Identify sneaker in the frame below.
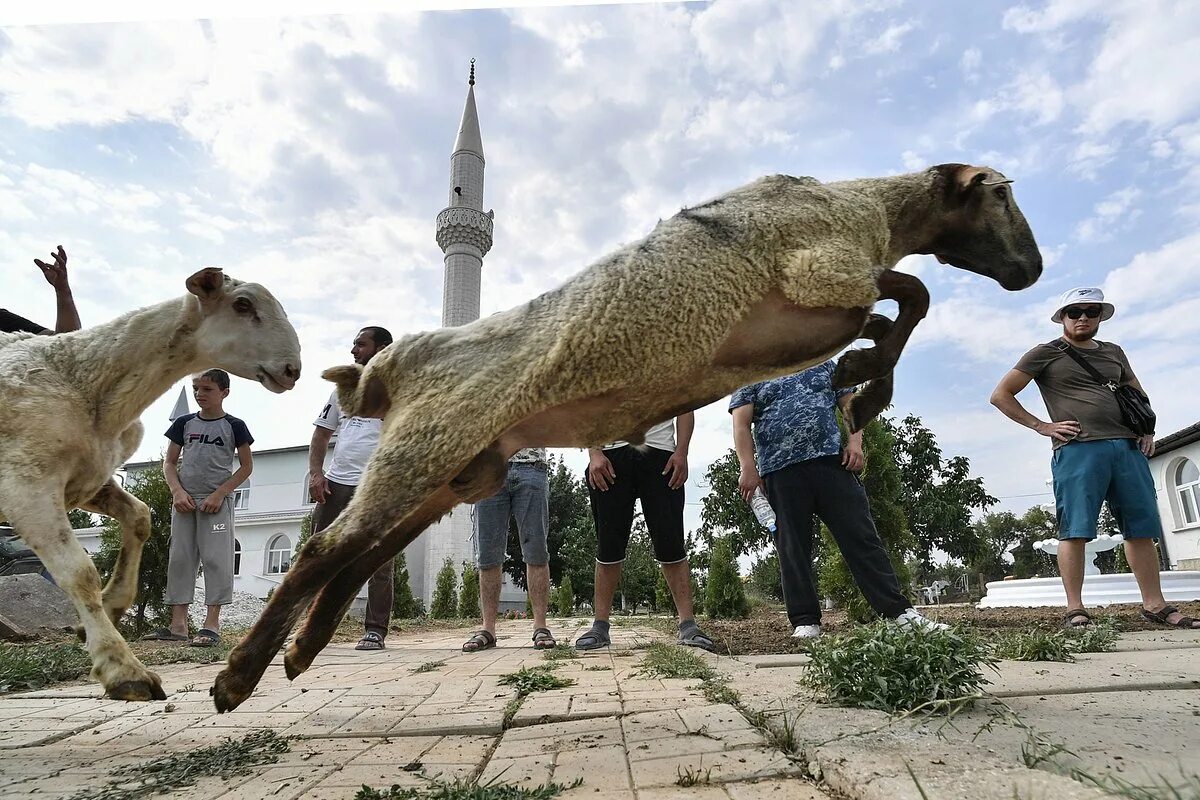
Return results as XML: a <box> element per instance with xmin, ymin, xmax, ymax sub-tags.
<box><xmin>791</xmin><ymin>624</ymin><xmax>821</xmax><ymax>638</ymax></box>
<box><xmin>894</xmin><ymin>608</ymin><xmax>949</xmax><ymax>632</ymax></box>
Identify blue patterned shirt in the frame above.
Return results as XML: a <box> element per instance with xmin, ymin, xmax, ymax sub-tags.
<box><xmin>728</xmin><ymin>361</ymin><xmax>853</xmax><ymax>476</ymax></box>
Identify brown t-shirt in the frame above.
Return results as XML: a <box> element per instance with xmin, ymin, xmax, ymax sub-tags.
<box><xmin>1013</xmin><ymin>339</ymin><xmax>1139</xmax><ymax>449</ymax></box>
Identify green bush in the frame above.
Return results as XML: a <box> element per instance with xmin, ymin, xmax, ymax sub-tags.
<box><xmin>430</xmin><ymin>557</ymin><xmax>458</xmax><ymax>619</ymax></box>
<box><xmin>1070</xmin><ymin>621</ymin><xmax>1119</xmax><ymax>653</ymax></box>
<box><xmin>704</xmin><ymin>537</ymin><xmax>748</xmax><ymax>619</ymax></box>
<box><xmin>555</xmin><ymin>575</ymin><xmax>575</xmax><ymax>617</ymax></box>
<box><xmin>690</xmin><ymin>572</ymin><xmax>705</xmax><ymax>616</ymax></box>
<box><xmin>392</xmin><ymin>552</ymin><xmax>422</xmax><ymax>619</ymax></box>
<box><xmin>458</xmin><ymin>562</ymin><xmax>481</xmax><ymax>618</ymax></box>
<box><xmin>747</xmin><ymin>552</ymin><xmax>783</xmax><ymax>602</ymax></box>
<box><xmin>655</xmin><ymin>572</ymin><xmax>676</xmax><ymax>616</ymax></box>
<box><xmin>993</xmin><ymin>628</ymin><xmax>1075</xmax><ymax>662</ymax></box>
<box><xmin>802</xmin><ymin>622</ymin><xmax>997</xmax><ymax>713</ymax></box>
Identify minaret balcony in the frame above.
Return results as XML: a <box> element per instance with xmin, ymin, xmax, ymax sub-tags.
<box><xmin>436</xmin><ymin>206</ymin><xmax>494</xmax><ymax>256</ymax></box>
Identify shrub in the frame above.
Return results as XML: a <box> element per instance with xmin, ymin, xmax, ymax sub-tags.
<box><xmin>459</xmin><ymin>562</ymin><xmax>481</xmax><ymax>618</ymax></box>
<box><xmin>690</xmin><ymin>572</ymin><xmax>705</xmax><ymax>616</ymax></box>
<box><xmin>993</xmin><ymin>628</ymin><xmax>1075</xmax><ymax>662</ymax></box>
<box><xmin>655</xmin><ymin>572</ymin><xmax>676</xmax><ymax>616</ymax></box>
<box><xmin>802</xmin><ymin>622</ymin><xmax>997</xmax><ymax>713</ymax></box>
<box><xmin>1070</xmin><ymin>621</ymin><xmax>1119</xmax><ymax>653</ymax></box>
<box><xmin>392</xmin><ymin>552</ymin><xmax>422</xmax><ymax>619</ymax></box>
<box><xmin>747</xmin><ymin>552</ymin><xmax>783</xmax><ymax>602</ymax></box>
<box><xmin>430</xmin><ymin>557</ymin><xmax>458</xmax><ymax>619</ymax></box>
<box><xmin>704</xmin><ymin>537</ymin><xmax>748</xmax><ymax>619</ymax></box>
<box><xmin>555</xmin><ymin>575</ymin><xmax>575</xmax><ymax>617</ymax></box>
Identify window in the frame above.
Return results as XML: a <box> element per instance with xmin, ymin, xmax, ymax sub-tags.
<box><xmin>301</xmin><ymin>471</ymin><xmax>315</xmax><ymax>505</ymax></box>
<box><xmin>233</xmin><ymin>539</ymin><xmax>242</xmax><ymax>576</ymax></box>
<box><xmin>232</xmin><ymin>488</ymin><xmax>250</xmax><ymax>510</ymax></box>
<box><xmin>1175</xmin><ymin>458</ymin><xmax>1200</xmax><ymax>526</ymax></box>
<box><xmin>266</xmin><ymin>534</ymin><xmax>292</xmax><ymax>575</ymax></box>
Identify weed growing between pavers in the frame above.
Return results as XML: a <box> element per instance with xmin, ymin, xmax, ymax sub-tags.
<box><xmin>993</xmin><ymin>628</ymin><xmax>1076</xmax><ymax>662</ymax></box>
<box><xmin>1068</xmin><ymin>621</ymin><xmax>1120</xmax><ymax>654</ymax></box>
<box><xmin>540</xmin><ymin>644</ymin><xmax>576</xmax><ymax>663</ymax></box>
<box><xmin>497</xmin><ymin>666</ymin><xmax>575</xmax><ymax>697</ymax></box>
<box><xmin>0</xmin><ymin>641</ymin><xmax>92</xmax><ymax>691</ymax></box>
<box><xmin>412</xmin><ymin>660</ymin><xmax>447</xmax><ymax>674</ymax></box>
<box><xmin>635</xmin><ymin>642</ymin><xmax>715</xmax><ymax>680</ymax></box>
<box><xmin>801</xmin><ymin>622</ymin><xmax>997</xmax><ymax>714</ymax></box>
<box><xmin>65</xmin><ymin>729</ymin><xmax>290</xmax><ymax>800</ymax></box>
<box><xmin>675</xmin><ymin>764</ymin><xmax>717</xmax><ymax>786</ymax></box>
<box><xmin>354</xmin><ymin>775</ymin><xmax>583</xmax><ymax>800</ymax></box>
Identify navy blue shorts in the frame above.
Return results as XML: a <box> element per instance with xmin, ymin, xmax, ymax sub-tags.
<box><xmin>1051</xmin><ymin>438</ymin><xmax>1161</xmax><ymax>540</ymax></box>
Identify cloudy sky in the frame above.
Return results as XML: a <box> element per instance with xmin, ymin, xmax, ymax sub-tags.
<box><xmin>3</xmin><ymin>0</ymin><xmax>1198</xmax><ymax>534</ymax></box>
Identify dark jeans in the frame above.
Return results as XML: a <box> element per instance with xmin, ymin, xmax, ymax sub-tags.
<box><xmin>312</xmin><ymin>478</ymin><xmax>394</xmax><ymax>636</ymax></box>
<box><xmin>763</xmin><ymin>455</ymin><xmax>908</xmax><ymax>627</ymax></box>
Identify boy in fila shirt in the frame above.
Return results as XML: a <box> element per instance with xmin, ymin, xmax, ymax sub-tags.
<box><xmin>157</xmin><ymin>369</ymin><xmax>254</xmax><ymax>646</ymax></box>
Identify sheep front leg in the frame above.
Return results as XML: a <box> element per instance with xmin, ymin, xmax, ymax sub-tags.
<box><xmin>842</xmin><ymin>313</ymin><xmax>896</xmax><ymax>433</ymax></box>
<box><xmin>80</xmin><ymin>479</ymin><xmax>152</xmax><ymax>628</ymax></box>
<box><xmin>832</xmin><ymin>270</ymin><xmax>929</xmax><ymax>401</ymax></box>
<box><xmin>284</xmin><ymin>485</ymin><xmax>460</xmax><ymax>679</ymax></box>
<box><xmin>3</xmin><ymin>488</ymin><xmax>165</xmax><ymax>700</ymax></box>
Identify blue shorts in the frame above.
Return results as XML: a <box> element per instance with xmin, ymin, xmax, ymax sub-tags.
<box><xmin>472</xmin><ymin>463</ymin><xmax>549</xmax><ymax>569</ymax></box>
<box><xmin>1051</xmin><ymin>438</ymin><xmax>1161</xmax><ymax>541</ymax></box>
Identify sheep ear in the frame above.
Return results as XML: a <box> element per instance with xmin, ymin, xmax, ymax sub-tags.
<box><xmin>956</xmin><ymin>166</ymin><xmax>990</xmax><ymax>193</ymax></box>
<box><xmin>186</xmin><ymin>267</ymin><xmax>227</xmax><ymax>301</ymax></box>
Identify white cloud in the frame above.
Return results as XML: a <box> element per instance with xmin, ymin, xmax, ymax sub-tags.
<box><xmin>863</xmin><ymin>21</ymin><xmax>916</xmax><ymax>55</ymax></box>
<box><xmin>960</xmin><ymin>46</ymin><xmax>981</xmax><ymax>81</ymax></box>
<box><xmin>1074</xmin><ymin>186</ymin><xmax>1140</xmax><ymax>242</ymax></box>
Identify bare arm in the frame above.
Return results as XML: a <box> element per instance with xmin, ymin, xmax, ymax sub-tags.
<box><xmin>308</xmin><ymin>426</ymin><xmax>334</xmax><ymax>503</ymax></box>
<box><xmin>731</xmin><ymin>404</ymin><xmax>762</xmax><ymax>503</ymax></box>
<box><xmin>163</xmin><ymin>441</ymin><xmax>195</xmax><ymax>512</ymax></box>
<box><xmin>989</xmin><ymin>369</ymin><xmax>1079</xmax><ymax>442</ymax></box>
<box><xmin>836</xmin><ymin>393</ymin><xmax>865</xmax><ymax>472</ymax></box>
<box><xmin>34</xmin><ymin>246</ymin><xmax>81</xmax><ymax>333</ymax></box>
<box><xmin>663</xmin><ymin>413</ymin><xmax>694</xmax><ymax>490</ymax></box>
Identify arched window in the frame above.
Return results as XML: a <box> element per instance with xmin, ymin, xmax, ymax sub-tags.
<box><xmin>1175</xmin><ymin>458</ymin><xmax>1200</xmax><ymax>526</ymax></box>
<box><xmin>266</xmin><ymin>534</ymin><xmax>292</xmax><ymax>575</ymax></box>
<box><xmin>233</xmin><ymin>539</ymin><xmax>242</xmax><ymax>576</ymax></box>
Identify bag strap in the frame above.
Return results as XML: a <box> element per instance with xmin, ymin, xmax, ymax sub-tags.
<box><xmin>1049</xmin><ymin>340</ymin><xmax>1119</xmax><ymax>391</ymax></box>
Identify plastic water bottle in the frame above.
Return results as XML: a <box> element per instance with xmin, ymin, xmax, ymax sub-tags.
<box><xmin>750</xmin><ymin>488</ymin><xmax>777</xmax><ymax>533</ymax></box>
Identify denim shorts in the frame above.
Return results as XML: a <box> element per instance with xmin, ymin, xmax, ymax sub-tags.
<box><xmin>1051</xmin><ymin>438</ymin><xmax>1162</xmax><ymax>540</ymax></box>
<box><xmin>472</xmin><ymin>463</ymin><xmax>549</xmax><ymax>569</ymax></box>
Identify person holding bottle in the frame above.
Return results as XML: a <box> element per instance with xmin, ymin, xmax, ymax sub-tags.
<box><xmin>729</xmin><ymin>360</ymin><xmax>945</xmax><ymax>638</ymax></box>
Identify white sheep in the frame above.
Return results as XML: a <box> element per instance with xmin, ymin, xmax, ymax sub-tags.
<box><xmin>0</xmin><ymin>268</ymin><xmax>301</xmax><ymax>701</ymax></box>
<box><xmin>212</xmin><ymin>163</ymin><xmax>1041</xmax><ymax>710</ymax></box>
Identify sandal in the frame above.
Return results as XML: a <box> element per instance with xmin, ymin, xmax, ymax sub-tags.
<box><xmin>1141</xmin><ymin>605</ymin><xmax>1200</xmax><ymax>629</ymax></box>
<box><xmin>573</xmin><ymin>627</ymin><xmax>610</xmax><ymax>651</ymax></box>
<box><xmin>462</xmin><ymin>629</ymin><xmax>496</xmax><ymax>652</ymax></box>
<box><xmin>1063</xmin><ymin>609</ymin><xmax>1092</xmax><ymax>629</ymax></box>
<box><xmin>190</xmin><ymin>628</ymin><xmax>220</xmax><ymax>648</ymax></box>
<box><xmin>532</xmin><ymin>628</ymin><xmax>556</xmax><ymax>649</ymax></box>
<box><xmin>679</xmin><ymin>629</ymin><xmax>718</xmax><ymax>652</ymax></box>
<box><xmin>355</xmin><ymin>631</ymin><xmax>386</xmax><ymax>651</ymax></box>
<box><xmin>143</xmin><ymin>628</ymin><xmax>189</xmax><ymax>642</ymax></box>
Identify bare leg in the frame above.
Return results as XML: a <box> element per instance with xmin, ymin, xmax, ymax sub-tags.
<box><xmin>1123</xmin><ymin>538</ymin><xmax>1183</xmax><ymax>620</ymax></box>
<box><xmin>203</xmin><ymin>606</ymin><xmax>221</xmax><ymax>632</ymax></box>
<box><xmin>593</xmin><ymin>562</ymin><xmax>623</xmax><ymax>621</ymax></box>
<box><xmin>833</xmin><ymin>271</ymin><xmax>930</xmax><ymax>400</ymax></box>
<box><xmin>170</xmin><ymin>605</ymin><xmax>190</xmax><ymax>637</ymax></box>
<box><xmin>526</xmin><ymin>563</ymin><xmax>550</xmax><ymax>631</ymax></box>
<box><xmin>80</xmin><ymin>479</ymin><xmax>152</xmax><ymax>625</ymax></box>
<box><xmin>660</xmin><ymin>560</ymin><xmax>694</xmax><ymax>619</ymax></box>
<box><xmin>480</xmin><ymin>565</ymin><xmax>503</xmax><ymax>634</ymax></box>
<box><xmin>1057</xmin><ymin>539</ymin><xmax>1087</xmax><ymax>623</ymax></box>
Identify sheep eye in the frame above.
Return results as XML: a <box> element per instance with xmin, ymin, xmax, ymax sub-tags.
<box><xmin>233</xmin><ymin>297</ymin><xmax>254</xmax><ymax>314</ymax></box>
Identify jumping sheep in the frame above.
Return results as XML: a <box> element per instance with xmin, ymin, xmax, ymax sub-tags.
<box><xmin>0</xmin><ymin>268</ymin><xmax>301</xmax><ymax>700</ymax></box>
<box><xmin>212</xmin><ymin>163</ymin><xmax>1041</xmax><ymax>710</ymax></box>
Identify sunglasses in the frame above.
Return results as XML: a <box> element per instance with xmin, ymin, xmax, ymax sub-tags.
<box><xmin>1063</xmin><ymin>306</ymin><xmax>1102</xmax><ymax>320</ymax></box>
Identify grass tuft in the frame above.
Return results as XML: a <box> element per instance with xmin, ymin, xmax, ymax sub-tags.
<box><xmin>0</xmin><ymin>642</ymin><xmax>92</xmax><ymax>692</ymax></box>
<box><xmin>801</xmin><ymin>621</ymin><xmax>996</xmax><ymax>714</ymax></box>
<box><xmin>498</xmin><ymin>666</ymin><xmax>575</xmax><ymax>697</ymax></box>
<box><xmin>355</xmin><ymin>776</ymin><xmax>583</xmax><ymax>800</ymax></box>
<box><xmin>412</xmin><ymin>660</ymin><xmax>447</xmax><ymax>674</ymax></box>
<box><xmin>635</xmin><ymin>642</ymin><xmax>715</xmax><ymax>681</ymax></box>
<box><xmin>541</xmin><ymin>644</ymin><xmax>577</xmax><ymax>663</ymax></box>
<box><xmin>993</xmin><ymin>629</ymin><xmax>1075</xmax><ymax>662</ymax></box>
<box><xmin>1068</xmin><ymin>622</ymin><xmax>1120</xmax><ymax>654</ymax></box>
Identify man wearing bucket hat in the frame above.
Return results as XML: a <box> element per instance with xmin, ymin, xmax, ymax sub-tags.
<box><xmin>991</xmin><ymin>288</ymin><xmax>1198</xmax><ymax>630</ymax></box>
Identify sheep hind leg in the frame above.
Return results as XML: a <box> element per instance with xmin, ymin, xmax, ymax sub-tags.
<box><xmin>78</xmin><ymin>480</ymin><xmax>152</xmax><ymax>631</ymax></box>
<box><xmin>832</xmin><ymin>271</ymin><xmax>930</xmax><ymax>392</ymax></box>
<box><xmin>284</xmin><ymin>486</ymin><xmax>460</xmax><ymax>679</ymax></box>
<box><xmin>843</xmin><ymin>314</ymin><xmax>896</xmax><ymax>433</ymax></box>
<box><xmin>4</xmin><ymin>485</ymin><xmax>164</xmax><ymax>700</ymax></box>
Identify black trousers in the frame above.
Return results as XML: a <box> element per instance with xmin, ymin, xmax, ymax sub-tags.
<box><xmin>763</xmin><ymin>456</ymin><xmax>908</xmax><ymax>627</ymax></box>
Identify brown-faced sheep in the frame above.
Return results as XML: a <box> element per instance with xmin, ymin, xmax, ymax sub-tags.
<box><xmin>212</xmin><ymin>163</ymin><xmax>1041</xmax><ymax>711</ymax></box>
<box><xmin>0</xmin><ymin>269</ymin><xmax>300</xmax><ymax>701</ymax></box>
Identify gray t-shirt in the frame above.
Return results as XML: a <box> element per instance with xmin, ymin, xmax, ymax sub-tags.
<box><xmin>165</xmin><ymin>412</ymin><xmax>254</xmax><ymax>495</ymax></box>
<box><xmin>1013</xmin><ymin>339</ymin><xmax>1139</xmax><ymax>449</ymax></box>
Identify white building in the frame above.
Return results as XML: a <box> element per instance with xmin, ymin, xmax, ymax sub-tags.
<box><xmin>1150</xmin><ymin>421</ymin><xmax>1200</xmax><ymax>570</ymax></box>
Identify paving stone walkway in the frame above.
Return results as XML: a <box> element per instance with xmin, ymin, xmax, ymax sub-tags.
<box><xmin>3</xmin><ymin>622</ymin><xmax>1198</xmax><ymax>800</ymax></box>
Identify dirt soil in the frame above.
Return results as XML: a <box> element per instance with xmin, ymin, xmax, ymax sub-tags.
<box><xmin>704</xmin><ymin>602</ymin><xmax>1200</xmax><ymax>656</ymax></box>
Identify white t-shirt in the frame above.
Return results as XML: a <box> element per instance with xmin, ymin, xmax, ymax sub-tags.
<box><xmin>314</xmin><ymin>390</ymin><xmax>382</xmax><ymax>486</ymax></box>
<box><xmin>603</xmin><ymin>419</ymin><xmax>676</xmax><ymax>453</ymax></box>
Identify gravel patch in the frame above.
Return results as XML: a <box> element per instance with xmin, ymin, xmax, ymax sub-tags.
<box><xmin>186</xmin><ymin>585</ymin><xmax>269</xmax><ymax>629</ymax></box>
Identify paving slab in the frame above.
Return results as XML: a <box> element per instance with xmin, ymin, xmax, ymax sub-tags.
<box><xmin>989</xmin><ymin>648</ymin><xmax>1200</xmax><ymax>697</ymax></box>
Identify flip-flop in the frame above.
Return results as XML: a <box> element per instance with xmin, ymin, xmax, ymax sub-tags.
<box><xmin>190</xmin><ymin>628</ymin><xmax>220</xmax><ymax>648</ymax></box>
<box><xmin>573</xmin><ymin>628</ymin><xmax>610</xmax><ymax>651</ymax></box>
<box><xmin>355</xmin><ymin>631</ymin><xmax>386</xmax><ymax>651</ymax></box>
<box><xmin>532</xmin><ymin>627</ymin><xmax>556</xmax><ymax>649</ymax></box>
<box><xmin>679</xmin><ymin>629</ymin><xmax>718</xmax><ymax>652</ymax></box>
<box><xmin>462</xmin><ymin>629</ymin><xmax>496</xmax><ymax>652</ymax></box>
<box><xmin>1142</xmin><ymin>604</ymin><xmax>1200</xmax><ymax>629</ymax></box>
<box><xmin>1063</xmin><ymin>608</ymin><xmax>1092</xmax><ymax>629</ymax></box>
<box><xmin>142</xmin><ymin>628</ymin><xmax>189</xmax><ymax>642</ymax></box>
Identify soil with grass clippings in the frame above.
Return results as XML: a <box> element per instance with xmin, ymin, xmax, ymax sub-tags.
<box><xmin>702</xmin><ymin>602</ymin><xmax>1200</xmax><ymax>656</ymax></box>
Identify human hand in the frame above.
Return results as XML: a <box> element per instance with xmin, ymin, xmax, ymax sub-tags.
<box><xmin>309</xmin><ymin>473</ymin><xmax>331</xmax><ymax>503</ymax></box>
<box><xmin>34</xmin><ymin>246</ymin><xmax>69</xmax><ymax>292</ymax></box>
<box><xmin>172</xmin><ymin>490</ymin><xmax>196</xmax><ymax>513</ymax></box>
<box><xmin>662</xmin><ymin>450</ymin><xmax>688</xmax><ymax>490</ymax></box>
<box><xmin>587</xmin><ymin>451</ymin><xmax>616</xmax><ymax>492</ymax></box>
<box><xmin>842</xmin><ymin>441</ymin><xmax>865</xmax><ymax>472</ymax></box>
<box><xmin>738</xmin><ymin>466</ymin><xmax>763</xmax><ymax>504</ymax></box>
<box><xmin>1138</xmin><ymin>434</ymin><xmax>1155</xmax><ymax>457</ymax></box>
<box><xmin>198</xmin><ymin>493</ymin><xmax>226</xmax><ymax>514</ymax></box>
<box><xmin>1034</xmin><ymin>420</ymin><xmax>1080</xmax><ymax>443</ymax></box>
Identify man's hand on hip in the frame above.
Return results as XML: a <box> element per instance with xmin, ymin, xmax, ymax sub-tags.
<box><xmin>309</xmin><ymin>473</ymin><xmax>331</xmax><ymax>503</ymax></box>
<box><xmin>842</xmin><ymin>442</ymin><xmax>865</xmax><ymax>473</ymax></box>
<box><xmin>662</xmin><ymin>450</ymin><xmax>688</xmax><ymax>490</ymax></box>
<box><xmin>1034</xmin><ymin>420</ymin><xmax>1081</xmax><ymax>442</ymax></box>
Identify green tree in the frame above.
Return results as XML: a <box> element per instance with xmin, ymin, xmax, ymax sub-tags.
<box><xmin>459</xmin><ymin>562</ymin><xmax>481</xmax><ymax>618</ymax></box>
<box><xmin>392</xmin><ymin>551</ymin><xmax>422</xmax><ymax>619</ymax></box>
<box><xmin>747</xmin><ymin>552</ymin><xmax>783</xmax><ymax>602</ymax></box>
<box><xmin>1008</xmin><ymin>505</ymin><xmax>1060</xmax><ymax>579</ymax></box>
<box><xmin>555</xmin><ymin>575</ymin><xmax>575</xmax><ymax>617</ymax></box>
<box><xmin>655</xmin><ymin>571</ymin><xmax>676</xmax><ymax>616</ymax></box>
<box><xmin>690</xmin><ymin>571</ymin><xmax>705</xmax><ymax>616</ymax></box>
<box><xmin>68</xmin><ymin>509</ymin><xmax>97</xmax><ymax>529</ymax></box>
<box><xmin>296</xmin><ymin>511</ymin><xmax>314</xmax><ymax>552</ymax></box>
<box><xmin>618</xmin><ymin>518</ymin><xmax>658</xmax><ymax>613</ymax></box>
<box><xmin>430</xmin><ymin>557</ymin><xmax>458</xmax><ymax>618</ymax></box>
<box><xmin>698</xmin><ymin>450</ymin><xmax>768</xmax><ymax>558</ymax></box>
<box><xmin>92</xmin><ymin>466</ymin><xmax>173</xmax><ymax>631</ymax></box>
<box><xmin>890</xmin><ymin>414</ymin><xmax>995</xmax><ymax>577</ymax></box>
<box><xmin>705</xmin><ymin>536</ymin><xmax>749</xmax><ymax>619</ymax></box>
<box><xmin>505</xmin><ymin>456</ymin><xmax>595</xmax><ymax>594</ymax></box>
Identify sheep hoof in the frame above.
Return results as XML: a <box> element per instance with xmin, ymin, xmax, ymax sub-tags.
<box><xmin>106</xmin><ymin>673</ymin><xmax>167</xmax><ymax>702</ymax></box>
<box><xmin>210</xmin><ymin>668</ymin><xmax>254</xmax><ymax>713</ymax></box>
<box><xmin>283</xmin><ymin>643</ymin><xmax>314</xmax><ymax>681</ymax></box>
<box><xmin>74</xmin><ymin>625</ymin><xmax>87</xmax><ymax>643</ymax></box>
<box><xmin>833</xmin><ymin>348</ymin><xmax>887</xmax><ymax>389</ymax></box>
<box><xmin>846</xmin><ymin>375</ymin><xmax>894</xmax><ymax>432</ymax></box>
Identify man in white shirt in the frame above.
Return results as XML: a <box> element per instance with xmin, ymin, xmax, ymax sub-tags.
<box><xmin>308</xmin><ymin>326</ymin><xmax>393</xmax><ymax>650</ymax></box>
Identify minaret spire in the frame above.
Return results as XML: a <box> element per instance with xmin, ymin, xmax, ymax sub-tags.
<box><xmin>469</xmin><ymin>58</ymin><xmax>475</xmax><ymax>86</ymax></box>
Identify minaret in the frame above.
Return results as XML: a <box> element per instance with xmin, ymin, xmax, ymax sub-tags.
<box><xmin>437</xmin><ymin>59</ymin><xmax>494</xmax><ymax>327</ymax></box>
